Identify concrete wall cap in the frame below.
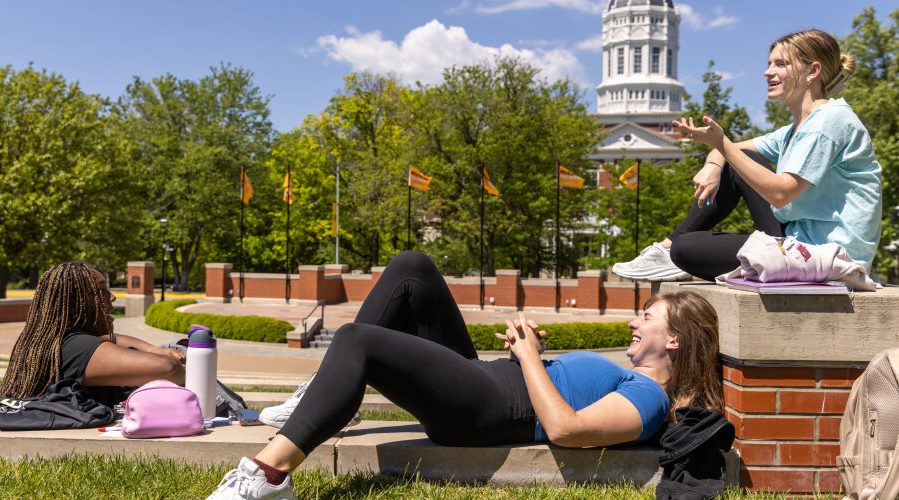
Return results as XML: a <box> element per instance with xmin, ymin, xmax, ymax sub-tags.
<box><xmin>238</xmin><ymin>272</ymin><xmax>299</xmax><ymax>280</ymax></box>
<box><xmin>371</xmin><ymin>266</ymin><xmax>387</xmax><ymax>273</ymax></box>
<box><xmin>578</xmin><ymin>270</ymin><xmax>604</xmax><ymax>277</ymax></box>
<box><xmin>126</xmin><ymin>261</ymin><xmax>156</xmax><ymax>268</ymax></box>
<box><xmin>0</xmin><ymin>297</ymin><xmax>32</xmax><ymax>304</ymax></box>
<box><xmin>205</xmin><ymin>263</ymin><xmax>234</xmax><ymax>270</ymax></box>
<box><xmin>522</xmin><ymin>278</ymin><xmax>578</xmax><ymax>287</ymax></box>
<box><xmin>444</xmin><ymin>276</ymin><xmax>496</xmax><ymax>285</ymax></box>
<box><xmin>325</xmin><ymin>264</ymin><xmax>349</xmax><ymax>271</ymax></box>
<box><xmin>297</xmin><ymin>265</ymin><xmax>325</xmax><ymax>271</ymax></box>
<box><xmin>496</xmin><ymin>270</ymin><xmax>521</xmax><ymax>277</ymax></box>
<box><xmin>341</xmin><ymin>274</ymin><xmax>371</xmax><ymax>280</ymax></box>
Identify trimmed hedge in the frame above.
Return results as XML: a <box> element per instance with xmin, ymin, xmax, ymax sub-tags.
<box><xmin>145</xmin><ymin>300</ymin><xmax>632</xmax><ymax>349</ymax></box>
<box><xmin>467</xmin><ymin>322</ymin><xmax>632</xmax><ymax>351</ymax></box>
<box><xmin>145</xmin><ymin>300</ymin><xmax>295</xmax><ymax>343</ymax></box>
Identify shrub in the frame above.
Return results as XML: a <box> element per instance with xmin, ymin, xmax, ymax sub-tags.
<box><xmin>145</xmin><ymin>300</ymin><xmax>294</xmax><ymax>343</ymax></box>
<box><xmin>467</xmin><ymin>322</ymin><xmax>632</xmax><ymax>350</ymax></box>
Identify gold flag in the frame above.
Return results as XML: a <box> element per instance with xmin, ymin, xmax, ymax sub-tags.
<box><xmin>331</xmin><ymin>202</ymin><xmax>338</xmax><ymax>237</ymax></box>
<box><xmin>240</xmin><ymin>169</ymin><xmax>254</xmax><ymax>204</ymax></box>
<box><xmin>408</xmin><ymin>165</ymin><xmax>433</xmax><ymax>192</ymax></box>
<box><xmin>282</xmin><ymin>172</ymin><xmax>294</xmax><ymax>205</ymax></box>
<box><xmin>619</xmin><ymin>163</ymin><xmax>639</xmax><ymax>190</ymax></box>
<box><xmin>482</xmin><ymin>168</ymin><xmax>500</xmax><ymax>197</ymax></box>
<box><xmin>558</xmin><ymin>165</ymin><xmax>585</xmax><ymax>189</ymax></box>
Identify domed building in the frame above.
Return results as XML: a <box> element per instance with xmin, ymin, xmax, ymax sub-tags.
<box><xmin>590</xmin><ymin>0</ymin><xmax>686</xmax><ymax>184</ymax></box>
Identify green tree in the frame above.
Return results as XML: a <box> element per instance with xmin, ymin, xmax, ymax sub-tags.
<box><xmin>841</xmin><ymin>7</ymin><xmax>899</xmax><ymax>281</ymax></box>
<box><xmin>0</xmin><ymin>65</ymin><xmax>140</xmax><ymax>297</ymax></box>
<box><xmin>118</xmin><ymin>64</ymin><xmax>275</xmax><ymax>290</ymax></box>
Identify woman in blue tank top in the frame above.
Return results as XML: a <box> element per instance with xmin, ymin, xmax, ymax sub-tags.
<box><xmin>210</xmin><ymin>251</ymin><xmax>725</xmax><ymax>499</ymax></box>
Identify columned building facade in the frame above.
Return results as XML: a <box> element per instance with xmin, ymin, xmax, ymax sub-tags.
<box><xmin>590</xmin><ymin>0</ymin><xmax>686</xmax><ymax>187</ymax></box>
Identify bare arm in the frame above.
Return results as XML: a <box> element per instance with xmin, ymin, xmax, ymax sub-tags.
<box><xmin>501</xmin><ymin>313</ymin><xmax>643</xmax><ymax>448</ymax></box>
<box><xmin>676</xmin><ymin>116</ymin><xmax>811</xmax><ymax>208</ymax></box>
<box><xmin>693</xmin><ymin>140</ymin><xmax>758</xmax><ymax>207</ymax></box>
<box><xmin>83</xmin><ymin>341</ymin><xmax>185</xmax><ymax>387</ymax></box>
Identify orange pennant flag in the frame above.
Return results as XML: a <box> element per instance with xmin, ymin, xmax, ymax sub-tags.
<box><xmin>482</xmin><ymin>168</ymin><xmax>500</xmax><ymax>197</ymax></box>
<box><xmin>408</xmin><ymin>165</ymin><xmax>433</xmax><ymax>192</ymax></box>
<box><xmin>331</xmin><ymin>202</ymin><xmax>338</xmax><ymax>237</ymax></box>
<box><xmin>558</xmin><ymin>165</ymin><xmax>585</xmax><ymax>189</ymax></box>
<box><xmin>282</xmin><ymin>172</ymin><xmax>294</xmax><ymax>205</ymax></box>
<box><xmin>240</xmin><ymin>168</ymin><xmax>254</xmax><ymax>204</ymax></box>
<box><xmin>619</xmin><ymin>162</ymin><xmax>639</xmax><ymax>190</ymax></box>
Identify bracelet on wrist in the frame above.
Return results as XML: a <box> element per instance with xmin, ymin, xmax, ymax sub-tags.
<box><xmin>705</xmin><ymin>161</ymin><xmax>723</xmax><ymax>169</ymax></box>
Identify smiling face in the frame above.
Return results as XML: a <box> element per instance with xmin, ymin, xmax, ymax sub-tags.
<box><xmin>764</xmin><ymin>44</ymin><xmax>821</xmax><ymax>105</ymax></box>
<box><xmin>626</xmin><ymin>300</ymin><xmax>678</xmax><ymax>366</ymax></box>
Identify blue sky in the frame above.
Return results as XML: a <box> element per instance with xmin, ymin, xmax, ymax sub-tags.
<box><xmin>1</xmin><ymin>1</ymin><xmax>894</xmax><ymax>131</ymax></box>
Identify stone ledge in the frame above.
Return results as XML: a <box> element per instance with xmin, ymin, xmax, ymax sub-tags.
<box><xmin>0</xmin><ymin>420</ymin><xmax>715</xmax><ymax>486</ymax></box>
<box><xmin>660</xmin><ymin>282</ymin><xmax>899</xmax><ymax>363</ymax></box>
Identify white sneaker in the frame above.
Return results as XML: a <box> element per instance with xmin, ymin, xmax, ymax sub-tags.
<box><xmin>612</xmin><ymin>243</ymin><xmax>691</xmax><ymax>281</ymax></box>
<box><xmin>207</xmin><ymin>457</ymin><xmax>296</xmax><ymax>500</ymax></box>
<box><xmin>259</xmin><ymin>373</ymin><xmax>362</xmax><ymax>429</ymax></box>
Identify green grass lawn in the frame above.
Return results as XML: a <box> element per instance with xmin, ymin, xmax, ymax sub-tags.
<box><xmin>0</xmin><ymin>454</ymin><xmax>808</xmax><ymax>499</ymax></box>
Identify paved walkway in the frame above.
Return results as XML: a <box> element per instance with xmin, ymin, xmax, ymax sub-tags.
<box><xmin>0</xmin><ymin>299</ymin><xmax>636</xmax><ymax>385</ymax></box>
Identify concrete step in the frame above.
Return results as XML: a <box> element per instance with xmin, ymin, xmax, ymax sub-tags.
<box><xmin>0</xmin><ymin>421</ymin><xmax>734</xmax><ymax>486</ymax></box>
<box><xmin>240</xmin><ymin>392</ymin><xmax>398</xmax><ymax>412</ymax></box>
<box><xmin>315</xmin><ymin>333</ymin><xmax>335</xmax><ymax>341</ymax></box>
<box><xmin>310</xmin><ymin>340</ymin><xmax>331</xmax><ymax>348</ymax></box>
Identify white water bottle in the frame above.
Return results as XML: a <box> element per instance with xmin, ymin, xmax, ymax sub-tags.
<box><xmin>185</xmin><ymin>327</ymin><xmax>218</xmax><ymax>419</ymax></box>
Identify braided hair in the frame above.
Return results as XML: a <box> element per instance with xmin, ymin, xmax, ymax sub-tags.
<box><xmin>0</xmin><ymin>262</ymin><xmax>115</xmax><ymax>398</ymax></box>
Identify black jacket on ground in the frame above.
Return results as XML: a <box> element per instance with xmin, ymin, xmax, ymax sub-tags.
<box><xmin>655</xmin><ymin>407</ymin><xmax>735</xmax><ymax>500</ymax></box>
<box><xmin>0</xmin><ymin>379</ymin><xmax>115</xmax><ymax>430</ymax></box>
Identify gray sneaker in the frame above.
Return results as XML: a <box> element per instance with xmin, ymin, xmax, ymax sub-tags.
<box><xmin>207</xmin><ymin>457</ymin><xmax>296</xmax><ymax>500</ymax></box>
<box><xmin>258</xmin><ymin>374</ymin><xmax>361</xmax><ymax>429</ymax></box>
<box><xmin>612</xmin><ymin>243</ymin><xmax>690</xmax><ymax>281</ymax></box>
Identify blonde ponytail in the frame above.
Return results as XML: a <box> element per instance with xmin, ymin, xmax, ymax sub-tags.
<box><xmin>823</xmin><ymin>53</ymin><xmax>855</xmax><ymax>97</ymax></box>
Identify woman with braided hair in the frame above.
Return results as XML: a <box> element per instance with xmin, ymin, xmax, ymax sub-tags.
<box><xmin>1</xmin><ymin>262</ymin><xmax>184</xmax><ymax>407</ymax></box>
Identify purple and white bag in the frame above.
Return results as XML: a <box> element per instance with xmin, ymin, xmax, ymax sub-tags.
<box><xmin>121</xmin><ymin>380</ymin><xmax>204</xmax><ymax>438</ymax></box>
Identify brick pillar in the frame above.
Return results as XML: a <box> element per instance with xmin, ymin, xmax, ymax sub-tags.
<box><xmin>125</xmin><ymin>261</ymin><xmax>155</xmax><ymax>317</ymax></box>
<box><xmin>576</xmin><ymin>270</ymin><xmax>603</xmax><ymax>310</ymax></box>
<box><xmin>494</xmin><ymin>270</ymin><xmax>522</xmax><ymax>309</ymax></box>
<box><xmin>205</xmin><ymin>263</ymin><xmax>233</xmax><ymax>303</ymax></box>
<box><xmin>723</xmin><ymin>363</ymin><xmax>855</xmax><ymax>493</ymax></box>
<box><xmin>298</xmin><ymin>265</ymin><xmax>325</xmax><ymax>301</ymax></box>
<box><xmin>324</xmin><ymin>264</ymin><xmax>349</xmax><ymax>276</ymax></box>
<box><xmin>371</xmin><ymin>266</ymin><xmax>386</xmax><ymax>287</ymax></box>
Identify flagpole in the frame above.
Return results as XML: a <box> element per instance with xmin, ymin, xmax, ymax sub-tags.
<box><xmin>479</xmin><ymin>165</ymin><xmax>485</xmax><ymax>311</ymax></box>
<box><xmin>407</xmin><ymin>166</ymin><xmax>412</xmax><ymax>251</ymax></box>
<box><xmin>285</xmin><ymin>163</ymin><xmax>292</xmax><ymax>304</ymax></box>
<box><xmin>239</xmin><ymin>166</ymin><xmax>246</xmax><ymax>303</ymax></box>
<box><xmin>555</xmin><ymin>163</ymin><xmax>561</xmax><ymax>313</ymax></box>
<box><xmin>634</xmin><ymin>160</ymin><xmax>641</xmax><ymax>314</ymax></box>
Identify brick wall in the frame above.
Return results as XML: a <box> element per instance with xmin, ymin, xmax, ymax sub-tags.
<box><xmin>0</xmin><ymin>299</ymin><xmax>30</xmax><ymax>322</ymax></box>
<box><xmin>723</xmin><ymin>361</ymin><xmax>859</xmax><ymax>493</ymax></box>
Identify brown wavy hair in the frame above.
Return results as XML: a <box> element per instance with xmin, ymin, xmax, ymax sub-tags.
<box><xmin>1</xmin><ymin>262</ymin><xmax>115</xmax><ymax>398</ymax></box>
<box><xmin>645</xmin><ymin>290</ymin><xmax>724</xmax><ymax>417</ymax></box>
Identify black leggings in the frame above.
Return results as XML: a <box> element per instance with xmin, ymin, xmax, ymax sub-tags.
<box><xmin>668</xmin><ymin>151</ymin><xmax>785</xmax><ymax>281</ymax></box>
<box><xmin>278</xmin><ymin>251</ymin><xmax>536</xmax><ymax>454</ymax></box>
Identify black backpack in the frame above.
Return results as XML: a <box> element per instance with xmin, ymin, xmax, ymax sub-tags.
<box><xmin>0</xmin><ymin>379</ymin><xmax>115</xmax><ymax>430</ymax></box>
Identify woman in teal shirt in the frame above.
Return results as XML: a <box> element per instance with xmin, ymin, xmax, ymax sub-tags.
<box><xmin>613</xmin><ymin>29</ymin><xmax>882</xmax><ymax>282</ymax></box>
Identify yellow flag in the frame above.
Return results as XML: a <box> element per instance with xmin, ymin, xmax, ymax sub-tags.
<box><xmin>282</xmin><ymin>172</ymin><xmax>294</xmax><ymax>205</ymax></box>
<box><xmin>482</xmin><ymin>168</ymin><xmax>500</xmax><ymax>197</ymax></box>
<box><xmin>558</xmin><ymin>165</ymin><xmax>585</xmax><ymax>189</ymax></box>
<box><xmin>331</xmin><ymin>202</ymin><xmax>338</xmax><ymax>237</ymax></box>
<box><xmin>619</xmin><ymin>163</ymin><xmax>639</xmax><ymax>190</ymax></box>
<box><xmin>240</xmin><ymin>169</ymin><xmax>254</xmax><ymax>204</ymax></box>
<box><xmin>408</xmin><ymin>165</ymin><xmax>433</xmax><ymax>192</ymax></box>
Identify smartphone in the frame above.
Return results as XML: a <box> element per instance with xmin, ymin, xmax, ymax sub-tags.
<box><xmin>230</xmin><ymin>408</ymin><xmax>262</xmax><ymax>426</ymax></box>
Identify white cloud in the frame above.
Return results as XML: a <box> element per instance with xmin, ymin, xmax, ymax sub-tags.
<box><xmin>678</xmin><ymin>4</ymin><xmax>738</xmax><ymax>30</ymax></box>
<box><xmin>316</xmin><ymin>20</ymin><xmax>588</xmax><ymax>86</ymax></box>
<box><xmin>575</xmin><ymin>35</ymin><xmax>604</xmax><ymax>53</ymax></box>
<box><xmin>474</xmin><ymin>0</ymin><xmax>604</xmax><ymax>15</ymax></box>
<box><xmin>716</xmin><ymin>70</ymin><xmax>744</xmax><ymax>82</ymax></box>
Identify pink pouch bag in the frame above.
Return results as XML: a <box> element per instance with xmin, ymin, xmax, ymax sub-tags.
<box><xmin>121</xmin><ymin>380</ymin><xmax>204</xmax><ymax>438</ymax></box>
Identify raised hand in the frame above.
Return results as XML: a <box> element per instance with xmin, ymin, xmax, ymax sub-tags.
<box><xmin>673</xmin><ymin>115</ymin><xmax>726</xmax><ymax>150</ymax></box>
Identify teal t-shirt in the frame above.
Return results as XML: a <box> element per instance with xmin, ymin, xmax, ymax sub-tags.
<box><xmin>752</xmin><ymin>98</ymin><xmax>882</xmax><ymax>272</ymax></box>
<box><xmin>534</xmin><ymin>351</ymin><xmax>669</xmax><ymax>443</ymax></box>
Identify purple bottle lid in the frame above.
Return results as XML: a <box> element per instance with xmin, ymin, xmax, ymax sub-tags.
<box><xmin>188</xmin><ymin>329</ymin><xmax>216</xmax><ymax>348</ymax></box>
<box><xmin>188</xmin><ymin>324</ymin><xmax>209</xmax><ymax>338</ymax></box>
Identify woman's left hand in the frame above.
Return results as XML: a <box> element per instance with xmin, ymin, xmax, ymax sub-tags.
<box><xmin>150</xmin><ymin>346</ymin><xmax>186</xmax><ymax>365</ymax></box>
<box><xmin>494</xmin><ymin>312</ymin><xmax>546</xmax><ymax>357</ymax></box>
<box><xmin>673</xmin><ymin>115</ymin><xmax>726</xmax><ymax>150</ymax></box>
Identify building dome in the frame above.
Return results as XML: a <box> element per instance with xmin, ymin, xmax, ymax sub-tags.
<box><xmin>607</xmin><ymin>0</ymin><xmax>674</xmax><ymax>11</ymax></box>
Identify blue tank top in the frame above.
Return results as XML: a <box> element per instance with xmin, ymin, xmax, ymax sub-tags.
<box><xmin>534</xmin><ymin>351</ymin><xmax>669</xmax><ymax>443</ymax></box>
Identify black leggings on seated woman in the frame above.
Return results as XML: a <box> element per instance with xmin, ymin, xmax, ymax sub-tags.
<box><xmin>668</xmin><ymin>151</ymin><xmax>786</xmax><ymax>281</ymax></box>
<box><xmin>277</xmin><ymin>251</ymin><xmax>536</xmax><ymax>455</ymax></box>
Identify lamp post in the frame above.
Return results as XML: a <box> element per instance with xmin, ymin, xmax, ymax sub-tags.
<box><xmin>160</xmin><ymin>218</ymin><xmax>168</xmax><ymax>302</ymax></box>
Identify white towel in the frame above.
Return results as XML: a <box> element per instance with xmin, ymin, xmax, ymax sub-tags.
<box><xmin>716</xmin><ymin>231</ymin><xmax>876</xmax><ymax>291</ymax></box>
